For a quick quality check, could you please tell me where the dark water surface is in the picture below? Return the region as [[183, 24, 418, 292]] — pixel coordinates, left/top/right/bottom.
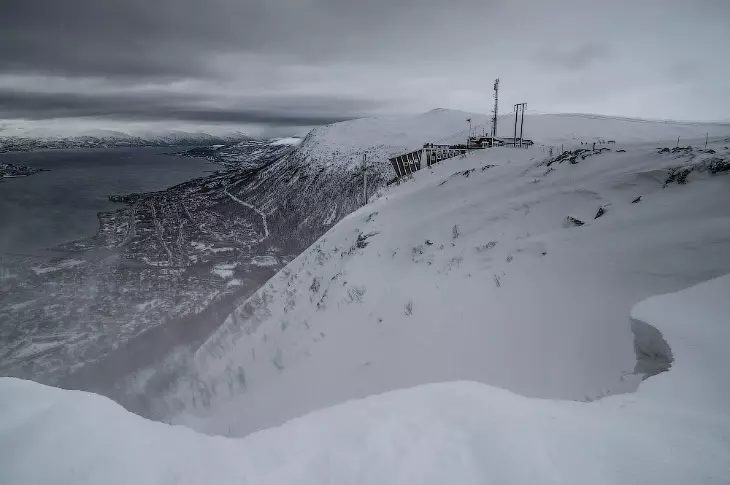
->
[[0, 147, 213, 256]]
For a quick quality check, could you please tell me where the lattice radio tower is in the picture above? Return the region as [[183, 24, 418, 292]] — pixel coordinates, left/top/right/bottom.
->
[[491, 78, 500, 137]]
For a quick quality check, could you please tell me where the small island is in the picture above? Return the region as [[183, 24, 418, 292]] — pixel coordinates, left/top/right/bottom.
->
[[0, 162, 48, 180]]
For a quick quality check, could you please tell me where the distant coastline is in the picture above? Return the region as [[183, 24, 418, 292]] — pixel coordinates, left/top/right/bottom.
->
[[0, 162, 49, 180]]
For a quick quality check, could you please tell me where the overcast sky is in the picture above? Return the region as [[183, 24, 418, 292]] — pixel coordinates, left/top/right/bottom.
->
[[1, 0, 728, 136]]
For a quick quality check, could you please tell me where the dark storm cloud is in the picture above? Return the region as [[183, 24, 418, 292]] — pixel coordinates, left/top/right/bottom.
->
[[1, 0, 729, 127], [0, 89, 377, 126], [0, 0, 471, 79], [0, 0, 481, 128]]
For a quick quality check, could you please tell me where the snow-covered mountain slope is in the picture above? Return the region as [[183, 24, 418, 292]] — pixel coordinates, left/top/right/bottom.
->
[[160, 138, 730, 435], [5, 109, 728, 420], [294, 108, 730, 173], [176, 138, 300, 168], [2, 273, 729, 485]]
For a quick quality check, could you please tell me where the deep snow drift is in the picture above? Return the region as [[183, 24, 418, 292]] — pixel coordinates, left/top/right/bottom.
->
[[2, 273, 729, 484], [162, 138, 730, 436]]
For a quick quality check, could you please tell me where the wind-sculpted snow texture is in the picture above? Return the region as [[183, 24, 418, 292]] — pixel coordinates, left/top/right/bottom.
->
[[167, 137, 730, 436], [2, 273, 730, 484]]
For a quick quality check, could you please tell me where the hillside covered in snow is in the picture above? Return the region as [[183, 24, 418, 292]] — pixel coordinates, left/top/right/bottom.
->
[[157, 135, 730, 436], [36, 108, 723, 419], [1, 109, 730, 483], [2, 265, 729, 484]]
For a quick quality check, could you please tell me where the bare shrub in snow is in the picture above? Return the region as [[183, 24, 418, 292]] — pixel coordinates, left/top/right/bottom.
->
[[347, 286, 366, 303], [452, 224, 460, 240], [566, 216, 585, 226], [316, 289, 328, 311], [411, 244, 425, 262], [664, 166, 693, 186], [476, 241, 497, 252], [404, 300, 413, 316], [707, 158, 730, 174]]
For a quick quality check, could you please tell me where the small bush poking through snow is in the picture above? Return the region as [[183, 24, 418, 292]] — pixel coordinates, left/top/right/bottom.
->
[[476, 241, 497, 252], [404, 300, 413, 316], [664, 166, 693, 186], [707, 158, 730, 174], [567, 216, 585, 226], [347, 286, 366, 303]]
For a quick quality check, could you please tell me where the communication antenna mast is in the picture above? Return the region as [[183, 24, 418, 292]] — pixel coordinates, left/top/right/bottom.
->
[[491, 78, 500, 137]]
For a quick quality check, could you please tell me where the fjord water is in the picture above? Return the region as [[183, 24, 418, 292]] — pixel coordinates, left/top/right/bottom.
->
[[0, 147, 213, 256]]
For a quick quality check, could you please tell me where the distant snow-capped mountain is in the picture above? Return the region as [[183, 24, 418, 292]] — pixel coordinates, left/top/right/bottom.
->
[[0, 127, 251, 152], [176, 138, 302, 168]]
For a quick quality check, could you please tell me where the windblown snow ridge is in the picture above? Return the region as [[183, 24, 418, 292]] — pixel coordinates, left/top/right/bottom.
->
[[2, 274, 730, 484]]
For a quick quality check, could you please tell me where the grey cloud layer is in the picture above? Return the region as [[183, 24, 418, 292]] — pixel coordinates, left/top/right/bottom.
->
[[1, 0, 729, 128], [0, 89, 377, 125], [0, 0, 463, 78]]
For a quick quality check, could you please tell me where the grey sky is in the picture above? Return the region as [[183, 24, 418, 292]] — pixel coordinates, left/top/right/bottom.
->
[[1, 0, 728, 136]]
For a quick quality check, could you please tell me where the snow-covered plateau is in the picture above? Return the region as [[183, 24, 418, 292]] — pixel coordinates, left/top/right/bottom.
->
[[1, 110, 730, 484]]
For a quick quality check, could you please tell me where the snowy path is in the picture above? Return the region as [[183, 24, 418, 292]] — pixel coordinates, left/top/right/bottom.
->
[[223, 183, 269, 244]]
